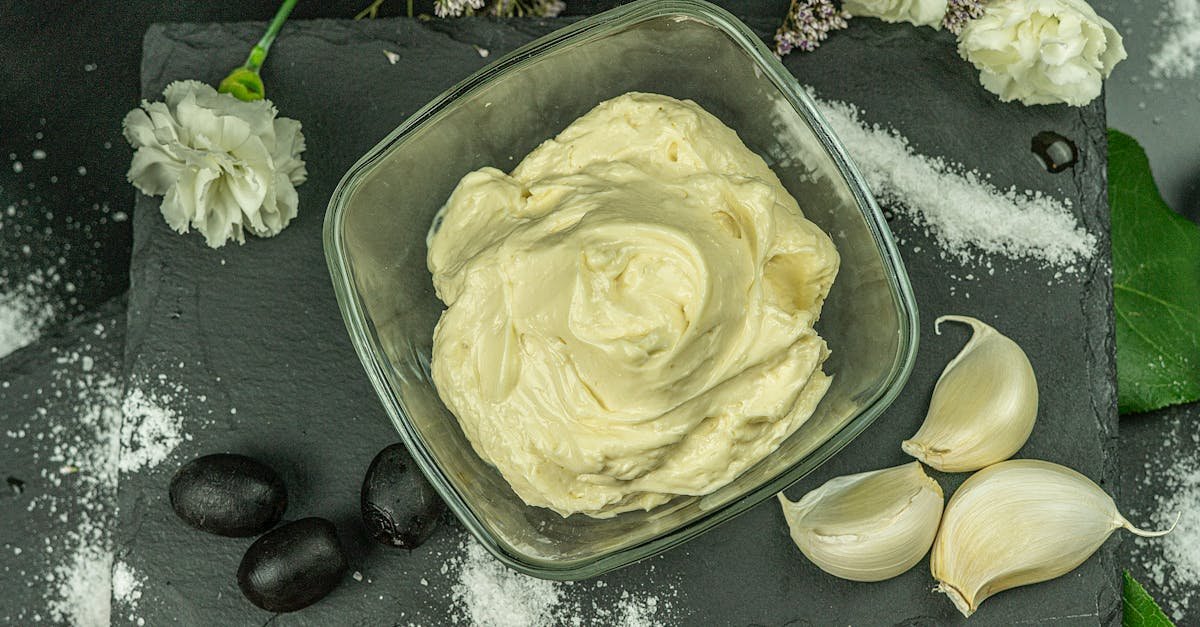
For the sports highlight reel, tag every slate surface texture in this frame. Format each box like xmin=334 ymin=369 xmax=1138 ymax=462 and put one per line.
xmin=117 ymin=15 xmax=1120 ymax=626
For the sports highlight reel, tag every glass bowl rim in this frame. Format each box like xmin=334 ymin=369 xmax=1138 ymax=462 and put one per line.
xmin=323 ymin=0 xmax=920 ymax=580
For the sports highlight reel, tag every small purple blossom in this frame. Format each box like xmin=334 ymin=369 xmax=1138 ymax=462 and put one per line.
xmin=774 ymin=0 xmax=850 ymax=57
xmin=434 ymin=0 xmax=486 ymax=18
xmin=942 ymin=0 xmax=986 ymax=35
xmin=486 ymin=0 xmax=565 ymax=17
xmin=438 ymin=0 xmax=565 ymax=18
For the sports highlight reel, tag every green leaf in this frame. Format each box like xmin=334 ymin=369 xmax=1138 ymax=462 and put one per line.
xmin=1123 ymin=571 xmax=1174 ymax=626
xmin=1109 ymin=129 xmax=1200 ymax=414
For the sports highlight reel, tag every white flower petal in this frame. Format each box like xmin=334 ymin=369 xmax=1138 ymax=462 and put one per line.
xmin=127 ymin=146 xmax=184 ymax=196
xmin=231 ymin=133 xmax=273 ymax=172
xmin=163 ymin=80 xmax=213 ymax=107
xmin=844 ymin=0 xmax=947 ymax=28
xmin=958 ymin=0 xmax=1124 ymax=106
xmin=122 ymin=108 xmax=157 ymax=148
xmin=175 ymin=100 xmax=228 ymax=150
xmin=275 ymin=120 xmax=308 ymax=185
xmin=225 ymin=165 xmax=270 ymax=217
xmin=269 ymin=174 xmax=300 ymax=231
xmin=121 ymin=80 xmax=308 ymax=248
xmin=161 ymin=171 xmax=196 ymax=234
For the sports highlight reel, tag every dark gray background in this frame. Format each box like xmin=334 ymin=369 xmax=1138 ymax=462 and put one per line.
xmin=1 ymin=0 xmax=1196 ymax=625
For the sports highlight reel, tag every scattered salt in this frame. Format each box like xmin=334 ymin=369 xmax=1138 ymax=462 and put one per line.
xmin=448 ymin=538 xmax=675 ymax=626
xmin=49 ymin=545 xmax=112 ymax=627
xmin=3 ymin=321 xmax=209 ymax=622
xmin=113 ymin=560 xmax=146 ymax=625
xmin=1132 ymin=415 xmax=1200 ymax=622
xmin=3 ymin=334 xmax=125 ymax=625
xmin=812 ymin=97 xmax=1097 ymax=269
xmin=0 ymin=287 xmax=55 ymax=358
xmin=451 ymin=540 xmax=562 ymax=627
xmin=11 ymin=161 xmax=22 ymax=173
xmin=119 ymin=386 xmax=189 ymax=474
xmin=383 ymin=49 xmax=400 ymax=64
xmin=32 ymin=149 xmax=47 ymax=160
xmin=1151 ymin=1 xmax=1200 ymax=79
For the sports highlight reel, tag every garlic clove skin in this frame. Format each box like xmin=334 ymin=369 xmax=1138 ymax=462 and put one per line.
xmin=778 ymin=462 xmax=944 ymax=582
xmin=902 ymin=315 xmax=1038 ymax=472
xmin=931 ymin=459 xmax=1172 ymax=617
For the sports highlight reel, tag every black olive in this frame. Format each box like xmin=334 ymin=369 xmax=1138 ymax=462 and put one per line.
xmin=169 ymin=453 xmax=287 ymax=537
xmin=361 ymin=443 xmax=446 ymax=549
xmin=237 ymin=517 xmax=348 ymax=612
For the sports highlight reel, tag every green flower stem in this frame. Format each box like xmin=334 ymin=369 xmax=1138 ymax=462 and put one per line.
xmin=219 ymin=0 xmax=299 ymax=101
xmin=247 ymin=0 xmax=298 ymax=71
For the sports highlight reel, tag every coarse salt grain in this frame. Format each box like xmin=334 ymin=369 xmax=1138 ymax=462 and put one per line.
xmin=1133 ymin=415 xmax=1200 ymax=622
xmin=119 ymin=386 xmax=189 ymax=474
xmin=451 ymin=540 xmax=562 ymax=626
xmin=447 ymin=538 xmax=675 ymax=626
xmin=49 ymin=544 xmax=112 ymax=627
xmin=7 ymin=336 xmax=125 ymax=625
xmin=5 ymin=323 xmax=205 ymax=623
xmin=1151 ymin=0 xmax=1200 ymax=79
xmin=812 ymin=97 xmax=1097 ymax=269
xmin=113 ymin=560 xmax=147 ymax=625
xmin=0 ymin=289 xmax=54 ymax=358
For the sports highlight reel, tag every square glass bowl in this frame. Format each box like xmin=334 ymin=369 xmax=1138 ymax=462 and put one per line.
xmin=324 ymin=0 xmax=919 ymax=580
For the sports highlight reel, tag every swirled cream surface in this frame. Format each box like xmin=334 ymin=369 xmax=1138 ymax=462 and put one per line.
xmin=428 ymin=93 xmax=839 ymax=518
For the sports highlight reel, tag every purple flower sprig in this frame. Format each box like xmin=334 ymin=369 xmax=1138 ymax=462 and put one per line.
xmin=434 ymin=0 xmax=565 ymax=18
xmin=942 ymin=0 xmax=986 ymax=35
xmin=434 ymin=0 xmax=485 ymax=17
xmin=774 ymin=0 xmax=850 ymax=57
xmin=485 ymin=0 xmax=565 ymax=17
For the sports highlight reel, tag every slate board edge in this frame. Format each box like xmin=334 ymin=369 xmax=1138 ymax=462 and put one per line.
xmin=1081 ymin=93 xmax=1122 ymax=627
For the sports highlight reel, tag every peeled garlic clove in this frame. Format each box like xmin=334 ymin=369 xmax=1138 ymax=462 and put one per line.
xmin=902 ymin=315 xmax=1037 ymax=472
xmin=777 ymin=462 xmax=944 ymax=582
xmin=931 ymin=459 xmax=1172 ymax=617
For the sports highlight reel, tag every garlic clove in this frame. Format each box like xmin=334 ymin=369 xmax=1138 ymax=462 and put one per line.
xmin=778 ymin=462 xmax=944 ymax=582
xmin=931 ymin=459 xmax=1172 ymax=617
xmin=902 ymin=315 xmax=1038 ymax=472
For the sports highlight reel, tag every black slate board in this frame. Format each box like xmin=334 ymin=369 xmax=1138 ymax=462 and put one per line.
xmin=117 ymin=15 xmax=1118 ymax=626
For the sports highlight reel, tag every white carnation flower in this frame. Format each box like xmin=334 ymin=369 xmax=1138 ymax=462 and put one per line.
xmin=957 ymin=0 xmax=1126 ymax=106
xmin=123 ymin=80 xmax=307 ymax=248
xmin=843 ymin=0 xmax=948 ymax=28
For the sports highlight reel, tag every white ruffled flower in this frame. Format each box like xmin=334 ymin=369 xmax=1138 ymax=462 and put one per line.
xmin=123 ymin=80 xmax=307 ymax=248
xmin=957 ymin=0 xmax=1126 ymax=106
xmin=843 ymin=0 xmax=948 ymax=28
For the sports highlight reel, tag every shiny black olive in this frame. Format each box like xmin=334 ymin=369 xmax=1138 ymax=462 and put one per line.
xmin=237 ymin=517 xmax=348 ymax=612
xmin=361 ymin=443 xmax=446 ymax=549
xmin=169 ymin=453 xmax=287 ymax=537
